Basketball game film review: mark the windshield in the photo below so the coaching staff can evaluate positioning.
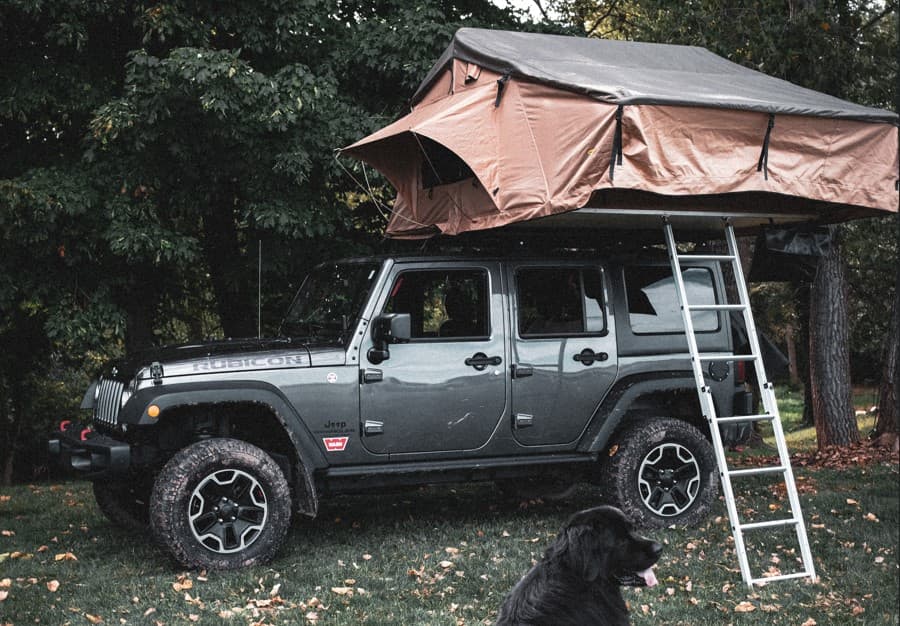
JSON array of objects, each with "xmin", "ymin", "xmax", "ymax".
[{"xmin": 280, "ymin": 261, "xmax": 381, "ymax": 345}]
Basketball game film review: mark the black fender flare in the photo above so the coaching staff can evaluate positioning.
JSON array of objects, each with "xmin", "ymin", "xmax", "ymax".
[
  {"xmin": 120, "ymin": 380, "xmax": 324, "ymax": 517},
  {"xmin": 578, "ymin": 372, "xmax": 706, "ymax": 454}
]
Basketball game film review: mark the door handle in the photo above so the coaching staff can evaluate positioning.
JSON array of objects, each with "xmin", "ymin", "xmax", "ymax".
[
  {"xmin": 364, "ymin": 420, "xmax": 384, "ymax": 435},
  {"xmin": 573, "ymin": 348, "xmax": 608, "ymax": 366},
  {"xmin": 465, "ymin": 352, "xmax": 502, "ymax": 371}
]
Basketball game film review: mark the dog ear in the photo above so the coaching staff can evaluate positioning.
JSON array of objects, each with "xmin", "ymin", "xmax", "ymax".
[{"xmin": 562, "ymin": 525, "xmax": 608, "ymax": 582}]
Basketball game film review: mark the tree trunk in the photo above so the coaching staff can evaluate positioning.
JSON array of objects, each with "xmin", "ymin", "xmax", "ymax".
[
  {"xmin": 785, "ymin": 323, "xmax": 800, "ymax": 385},
  {"xmin": 201, "ymin": 192, "xmax": 256, "ymax": 339},
  {"xmin": 808, "ymin": 226, "xmax": 858, "ymax": 448},
  {"xmin": 873, "ymin": 216, "xmax": 898, "ymax": 449}
]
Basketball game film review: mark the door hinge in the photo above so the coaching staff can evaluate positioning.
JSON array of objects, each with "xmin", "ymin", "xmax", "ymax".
[
  {"xmin": 364, "ymin": 420, "xmax": 384, "ymax": 435},
  {"xmin": 361, "ymin": 369, "xmax": 383, "ymax": 384},
  {"xmin": 514, "ymin": 413, "xmax": 534, "ymax": 429}
]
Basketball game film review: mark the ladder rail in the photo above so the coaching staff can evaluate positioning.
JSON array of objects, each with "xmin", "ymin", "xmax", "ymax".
[
  {"xmin": 723, "ymin": 226, "xmax": 817, "ymax": 584},
  {"xmin": 663, "ymin": 222, "xmax": 755, "ymax": 587}
]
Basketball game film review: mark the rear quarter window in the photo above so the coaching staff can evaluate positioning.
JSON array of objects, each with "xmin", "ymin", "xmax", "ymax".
[{"xmin": 624, "ymin": 266, "xmax": 718, "ymax": 334}]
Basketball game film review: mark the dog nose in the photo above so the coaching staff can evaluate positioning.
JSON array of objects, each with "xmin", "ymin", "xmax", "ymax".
[{"xmin": 649, "ymin": 541, "xmax": 663, "ymax": 558}]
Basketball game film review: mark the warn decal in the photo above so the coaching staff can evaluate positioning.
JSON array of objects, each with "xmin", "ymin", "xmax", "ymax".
[{"xmin": 323, "ymin": 436, "xmax": 349, "ymax": 452}]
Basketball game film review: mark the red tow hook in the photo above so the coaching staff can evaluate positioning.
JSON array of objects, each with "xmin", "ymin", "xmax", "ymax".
[
  {"xmin": 80, "ymin": 428, "xmax": 92, "ymax": 441},
  {"xmin": 59, "ymin": 420, "xmax": 72, "ymax": 432}
]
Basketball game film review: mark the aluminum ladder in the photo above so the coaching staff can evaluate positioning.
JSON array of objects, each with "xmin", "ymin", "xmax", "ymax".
[{"xmin": 663, "ymin": 218, "xmax": 816, "ymax": 587}]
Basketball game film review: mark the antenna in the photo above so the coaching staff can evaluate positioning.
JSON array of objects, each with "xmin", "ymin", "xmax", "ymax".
[{"xmin": 257, "ymin": 239, "xmax": 262, "ymax": 339}]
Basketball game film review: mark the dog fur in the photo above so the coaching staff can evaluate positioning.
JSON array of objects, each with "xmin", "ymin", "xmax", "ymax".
[{"xmin": 495, "ymin": 506, "xmax": 662, "ymax": 626}]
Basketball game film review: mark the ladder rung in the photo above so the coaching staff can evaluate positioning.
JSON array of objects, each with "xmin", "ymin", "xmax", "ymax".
[
  {"xmin": 740, "ymin": 518, "xmax": 798, "ymax": 531},
  {"xmin": 699, "ymin": 354, "xmax": 757, "ymax": 362},
  {"xmin": 717, "ymin": 414, "xmax": 775, "ymax": 424},
  {"xmin": 677, "ymin": 254, "xmax": 736, "ymax": 262},
  {"xmin": 729, "ymin": 466, "xmax": 785, "ymax": 477},
  {"xmin": 750, "ymin": 571, "xmax": 815, "ymax": 585},
  {"xmin": 688, "ymin": 304, "xmax": 747, "ymax": 311}
]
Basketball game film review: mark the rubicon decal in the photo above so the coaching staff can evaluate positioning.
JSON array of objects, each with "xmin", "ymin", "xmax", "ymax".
[{"xmin": 323, "ymin": 436, "xmax": 349, "ymax": 452}]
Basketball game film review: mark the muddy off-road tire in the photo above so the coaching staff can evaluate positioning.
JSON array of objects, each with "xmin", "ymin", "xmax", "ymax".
[
  {"xmin": 600, "ymin": 418, "xmax": 718, "ymax": 529},
  {"xmin": 93, "ymin": 479, "xmax": 151, "ymax": 532},
  {"xmin": 150, "ymin": 438, "xmax": 291, "ymax": 570}
]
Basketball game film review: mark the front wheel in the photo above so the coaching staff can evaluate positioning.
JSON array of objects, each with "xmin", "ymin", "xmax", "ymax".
[
  {"xmin": 150, "ymin": 438, "xmax": 292, "ymax": 570},
  {"xmin": 93, "ymin": 477, "xmax": 152, "ymax": 532},
  {"xmin": 600, "ymin": 418, "xmax": 719, "ymax": 529}
]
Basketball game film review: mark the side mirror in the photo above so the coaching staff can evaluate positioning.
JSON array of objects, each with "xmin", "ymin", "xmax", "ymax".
[{"xmin": 368, "ymin": 313, "xmax": 411, "ymax": 364}]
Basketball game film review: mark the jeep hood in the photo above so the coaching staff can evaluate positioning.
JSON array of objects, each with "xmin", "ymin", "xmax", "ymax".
[{"xmin": 103, "ymin": 339, "xmax": 344, "ymax": 381}]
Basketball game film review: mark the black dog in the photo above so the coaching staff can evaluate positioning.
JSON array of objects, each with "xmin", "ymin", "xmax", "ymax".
[{"xmin": 496, "ymin": 506, "xmax": 662, "ymax": 626}]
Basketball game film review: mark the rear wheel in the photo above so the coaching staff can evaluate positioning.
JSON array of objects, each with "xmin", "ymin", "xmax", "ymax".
[
  {"xmin": 600, "ymin": 417, "xmax": 718, "ymax": 528},
  {"xmin": 150, "ymin": 438, "xmax": 292, "ymax": 570}
]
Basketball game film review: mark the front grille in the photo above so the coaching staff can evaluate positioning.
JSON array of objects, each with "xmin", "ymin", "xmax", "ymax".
[{"xmin": 93, "ymin": 377, "xmax": 124, "ymax": 426}]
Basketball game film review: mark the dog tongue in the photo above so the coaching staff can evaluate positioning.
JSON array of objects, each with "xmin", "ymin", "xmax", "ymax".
[{"xmin": 639, "ymin": 568, "xmax": 658, "ymax": 587}]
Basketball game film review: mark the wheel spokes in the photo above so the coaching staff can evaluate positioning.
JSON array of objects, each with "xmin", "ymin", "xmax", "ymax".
[{"xmin": 188, "ymin": 468, "xmax": 268, "ymax": 555}]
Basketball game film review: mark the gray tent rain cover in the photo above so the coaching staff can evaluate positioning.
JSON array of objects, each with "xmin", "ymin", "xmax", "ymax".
[{"xmin": 344, "ymin": 28, "xmax": 899, "ymax": 238}]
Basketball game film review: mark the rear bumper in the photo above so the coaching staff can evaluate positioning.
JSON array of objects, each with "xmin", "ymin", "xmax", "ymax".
[{"xmin": 48, "ymin": 423, "xmax": 131, "ymax": 477}]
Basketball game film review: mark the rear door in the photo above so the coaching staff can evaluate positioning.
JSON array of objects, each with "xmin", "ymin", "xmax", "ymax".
[
  {"xmin": 359, "ymin": 262, "xmax": 507, "ymax": 455},
  {"xmin": 508, "ymin": 262, "xmax": 617, "ymax": 446}
]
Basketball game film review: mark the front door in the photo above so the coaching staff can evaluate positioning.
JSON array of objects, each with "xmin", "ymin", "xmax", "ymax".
[
  {"xmin": 508, "ymin": 263, "xmax": 618, "ymax": 446},
  {"xmin": 359, "ymin": 263, "xmax": 507, "ymax": 455}
]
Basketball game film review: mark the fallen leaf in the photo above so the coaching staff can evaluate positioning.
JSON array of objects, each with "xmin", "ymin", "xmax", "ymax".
[
  {"xmin": 362, "ymin": 554, "xmax": 372, "ymax": 561},
  {"xmin": 173, "ymin": 579, "xmax": 193, "ymax": 592},
  {"xmin": 875, "ymin": 556, "xmax": 885, "ymax": 564},
  {"xmin": 37, "ymin": 545, "xmax": 49, "ymax": 553},
  {"xmin": 439, "ymin": 560, "xmax": 454, "ymax": 569},
  {"xmin": 331, "ymin": 586, "xmax": 353, "ymax": 596},
  {"xmin": 189, "ymin": 614, "xmax": 200, "ymax": 622},
  {"xmin": 0, "ymin": 590, "xmax": 8, "ymax": 602},
  {"xmin": 864, "ymin": 513, "xmax": 879, "ymax": 522},
  {"xmin": 852, "ymin": 605, "xmax": 865, "ymax": 616},
  {"xmin": 801, "ymin": 619, "xmax": 817, "ymax": 626},
  {"xmin": 666, "ymin": 587, "xmax": 675, "ymax": 596},
  {"xmin": 85, "ymin": 614, "xmax": 102, "ymax": 624},
  {"xmin": 47, "ymin": 580, "xmax": 60, "ymax": 592},
  {"xmin": 55, "ymin": 552, "xmax": 78, "ymax": 561},
  {"xmin": 0, "ymin": 495, "xmax": 11, "ymax": 503},
  {"xmin": 1, "ymin": 530, "xmax": 14, "ymax": 537},
  {"xmin": 445, "ymin": 547, "xmax": 460, "ymax": 556},
  {"xmin": 305, "ymin": 611, "xmax": 319, "ymax": 622},
  {"xmin": 846, "ymin": 498, "xmax": 858, "ymax": 505},
  {"xmin": 143, "ymin": 608, "xmax": 156, "ymax": 617},
  {"xmin": 0, "ymin": 578, "xmax": 10, "ymax": 588},
  {"xmin": 270, "ymin": 583, "xmax": 281, "ymax": 596},
  {"xmin": 735, "ymin": 601, "xmax": 756, "ymax": 613}
]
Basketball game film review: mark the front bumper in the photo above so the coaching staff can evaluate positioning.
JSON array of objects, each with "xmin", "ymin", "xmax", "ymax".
[{"xmin": 48, "ymin": 422, "xmax": 131, "ymax": 476}]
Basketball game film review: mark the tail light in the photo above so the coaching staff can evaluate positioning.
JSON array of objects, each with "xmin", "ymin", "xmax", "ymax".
[{"xmin": 735, "ymin": 360, "xmax": 747, "ymax": 384}]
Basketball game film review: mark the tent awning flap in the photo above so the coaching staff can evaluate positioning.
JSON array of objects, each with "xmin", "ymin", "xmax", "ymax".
[{"xmin": 343, "ymin": 29, "xmax": 899, "ymax": 239}]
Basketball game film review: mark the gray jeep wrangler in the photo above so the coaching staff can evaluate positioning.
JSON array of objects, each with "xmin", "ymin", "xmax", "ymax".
[{"xmin": 50, "ymin": 247, "xmax": 754, "ymax": 569}]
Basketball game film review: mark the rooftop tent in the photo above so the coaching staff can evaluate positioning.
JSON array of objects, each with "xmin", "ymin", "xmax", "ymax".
[{"xmin": 342, "ymin": 28, "xmax": 899, "ymax": 239}]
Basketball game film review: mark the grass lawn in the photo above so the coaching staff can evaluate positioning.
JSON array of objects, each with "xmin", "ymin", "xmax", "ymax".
[{"xmin": 1, "ymin": 392, "xmax": 897, "ymax": 625}]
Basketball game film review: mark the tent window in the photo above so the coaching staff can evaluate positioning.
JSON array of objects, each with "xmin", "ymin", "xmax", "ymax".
[{"xmin": 419, "ymin": 136, "xmax": 475, "ymax": 189}]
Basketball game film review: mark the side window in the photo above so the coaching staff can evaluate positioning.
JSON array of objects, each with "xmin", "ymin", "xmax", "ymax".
[
  {"xmin": 624, "ymin": 266, "xmax": 718, "ymax": 334},
  {"xmin": 517, "ymin": 267, "xmax": 606, "ymax": 338},
  {"xmin": 383, "ymin": 269, "xmax": 489, "ymax": 340}
]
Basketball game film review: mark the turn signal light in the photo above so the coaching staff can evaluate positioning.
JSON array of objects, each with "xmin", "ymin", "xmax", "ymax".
[{"xmin": 147, "ymin": 405, "xmax": 160, "ymax": 419}]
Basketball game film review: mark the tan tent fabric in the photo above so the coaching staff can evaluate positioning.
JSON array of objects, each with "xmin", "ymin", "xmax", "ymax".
[{"xmin": 343, "ymin": 30, "xmax": 898, "ymax": 238}]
